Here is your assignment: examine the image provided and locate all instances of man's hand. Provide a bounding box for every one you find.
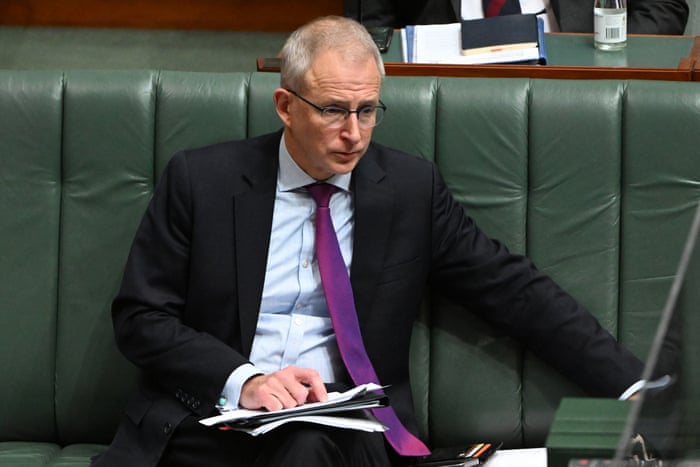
[239,366,328,411]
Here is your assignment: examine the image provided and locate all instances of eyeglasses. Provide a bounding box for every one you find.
[285,89,386,129]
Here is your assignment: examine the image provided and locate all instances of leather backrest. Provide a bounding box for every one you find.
[1,71,699,449]
[0,71,63,443]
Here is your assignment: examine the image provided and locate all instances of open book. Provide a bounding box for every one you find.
[199,383,388,436]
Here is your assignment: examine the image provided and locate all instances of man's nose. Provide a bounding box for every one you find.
[339,112,362,140]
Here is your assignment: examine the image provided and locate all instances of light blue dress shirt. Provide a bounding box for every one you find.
[218,136,353,410]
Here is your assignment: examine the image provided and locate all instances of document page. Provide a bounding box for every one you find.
[488,447,547,467]
[199,383,387,435]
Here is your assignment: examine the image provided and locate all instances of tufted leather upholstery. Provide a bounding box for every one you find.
[1,70,699,465]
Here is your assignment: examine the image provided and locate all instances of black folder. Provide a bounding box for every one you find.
[461,14,540,55]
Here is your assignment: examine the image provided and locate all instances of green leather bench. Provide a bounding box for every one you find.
[1,70,699,465]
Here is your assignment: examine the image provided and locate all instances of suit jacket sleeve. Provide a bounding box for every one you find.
[554,0,689,34]
[627,0,689,35]
[427,161,644,397]
[112,150,248,416]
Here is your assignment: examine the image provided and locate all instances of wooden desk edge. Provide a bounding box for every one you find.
[384,62,691,80]
[257,57,691,81]
[686,37,700,81]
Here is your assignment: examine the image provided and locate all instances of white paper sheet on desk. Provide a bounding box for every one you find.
[487,447,547,467]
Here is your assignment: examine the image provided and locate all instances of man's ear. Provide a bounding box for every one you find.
[273,88,292,126]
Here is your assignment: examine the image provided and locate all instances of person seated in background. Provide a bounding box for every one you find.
[355,0,689,34]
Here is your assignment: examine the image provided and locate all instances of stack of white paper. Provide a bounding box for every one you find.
[199,383,388,436]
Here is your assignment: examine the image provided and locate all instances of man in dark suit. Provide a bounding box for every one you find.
[354,0,689,34]
[94,15,644,467]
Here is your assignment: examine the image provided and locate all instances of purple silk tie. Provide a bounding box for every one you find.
[307,183,430,457]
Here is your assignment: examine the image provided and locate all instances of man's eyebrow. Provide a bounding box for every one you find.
[325,97,380,107]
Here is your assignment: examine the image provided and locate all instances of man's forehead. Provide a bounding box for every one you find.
[304,51,382,91]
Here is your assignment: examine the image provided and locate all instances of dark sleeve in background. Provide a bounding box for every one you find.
[627,0,689,35]
[345,0,459,28]
[553,0,689,34]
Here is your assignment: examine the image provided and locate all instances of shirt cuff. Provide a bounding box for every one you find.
[618,374,673,400]
[217,363,264,412]
[619,379,645,400]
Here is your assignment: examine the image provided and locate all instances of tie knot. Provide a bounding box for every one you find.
[307,183,337,208]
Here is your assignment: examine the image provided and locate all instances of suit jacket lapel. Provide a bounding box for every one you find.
[232,132,279,356]
[350,146,393,324]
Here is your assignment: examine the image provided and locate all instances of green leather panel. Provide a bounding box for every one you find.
[408,300,432,440]
[54,71,155,444]
[248,72,283,137]
[0,71,61,441]
[620,80,700,359]
[427,78,531,448]
[374,76,437,162]
[0,442,105,467]
[523,80,625,446]
[528,79,623,330]
[0,442,60,466]
[156,71,250,179]
[436,78,529,253]
[47,444,106,466]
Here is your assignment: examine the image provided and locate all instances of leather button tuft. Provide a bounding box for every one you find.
[163,422,173,435]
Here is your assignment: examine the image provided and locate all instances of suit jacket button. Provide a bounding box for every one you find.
[163,422,173,435]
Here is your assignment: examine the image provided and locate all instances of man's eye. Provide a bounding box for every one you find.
[323,107,347,117]
[359,107,376,116]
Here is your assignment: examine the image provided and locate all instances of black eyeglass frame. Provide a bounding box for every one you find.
[285,88,387,128]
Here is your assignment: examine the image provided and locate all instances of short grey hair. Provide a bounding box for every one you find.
[279,16,386,92]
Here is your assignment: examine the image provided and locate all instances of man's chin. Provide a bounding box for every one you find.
[331,159,360,176]
[334,151,364,168]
